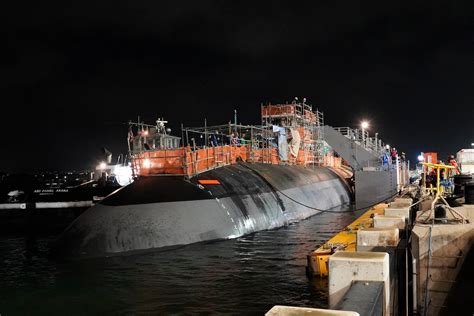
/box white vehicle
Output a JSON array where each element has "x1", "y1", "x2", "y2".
[{"x1": 456, "y1": 149, "x2": 474, "y2": 175}]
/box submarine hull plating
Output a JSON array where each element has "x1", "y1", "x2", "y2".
[{"x1": 56, "y1": 163, "x2": 351, "y2": 257}]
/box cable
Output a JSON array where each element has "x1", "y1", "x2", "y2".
[
  {"x1": 276, "y1": 188, "x2": 358, "y2": 213},
  {"x1": 241, "y1": 162, "x2": 395, "y2": 214},
  {"x1": 277, "y1": 188, "x2": 397, "y2": 213}
]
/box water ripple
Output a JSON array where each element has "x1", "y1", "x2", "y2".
[{"x1": 0, "y1": 206, "x2": 362, "y2": 315}]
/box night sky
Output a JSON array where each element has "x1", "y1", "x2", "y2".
[{"x1": 3, "y1": 1, "x2": 474, "y2": 172}]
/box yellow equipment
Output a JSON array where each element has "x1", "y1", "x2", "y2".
[
  {"x1": 419, "y1": 162, "x2": 467, "y2": 224},
  {"x1": 421, "y1": 162, "x2": 455, "y2": 196}
]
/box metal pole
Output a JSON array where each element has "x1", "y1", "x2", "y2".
[
  {"x1": 185, "y1": 129, "x2": 189, "y2": 147},
  {"x1": 127, "y1": 123, "x2": 131, "y2": 154},
  {"x1": 375, "y1": 132, "x2": 378, "y2": 152},
  {"x1": 362, "y1": 127, "x2": 365, "y2": 146},
  {"x1": 204, "y1": 118, "x2": 207, "y2": 148}
]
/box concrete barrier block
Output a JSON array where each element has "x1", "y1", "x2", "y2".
[
  {"x1": 357, "y1": 227, "x2": 400, "y2": 251},
  {"x1": 329, "y1": 251, "x2": 390, "y2": 315},
  {"x1": 394, "y1": 197, "x2": 413, "y2": 205},
  {"x1": 384, "y1": 206, "x2": 410, "y2": 223},
  {"x1": 389, "y1": 201, "x2": 411, "y2": 208},
  {"x1": 336, "y1": 281, "x2": 384, "y2": 315},
  {"x1": 266, "y1": 305, "x2": 359, "y2": 316},
  {"x1": 374, "y1": 215, "x2": 406, "y2": 229}
]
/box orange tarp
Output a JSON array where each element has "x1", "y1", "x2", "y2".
[
  {"x1": 261, "y1": 105, "x2": 295, "y2": 117},
  {"x1": 132, "y1": 144, "x2": 330, "y2": 177}
]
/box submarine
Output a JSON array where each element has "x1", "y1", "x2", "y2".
[{"x1": 56, "y1": 101, "x2": 399, "y2": 257}]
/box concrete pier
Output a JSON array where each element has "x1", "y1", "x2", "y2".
[
  {"x1": 266, "y1": 306, "x2": 359, "y2": 316},
  {"x1": 272, "y1": 189, "x2": 474, "y2": 316},
  {"x1": 411, "y1": 205, "x2": 474, "y2": 316},
  {"x1": 328, "y1": 251, "x2": 390, "y2": 314}
]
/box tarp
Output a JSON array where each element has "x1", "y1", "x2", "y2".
[{"x1": 289, "y1": 128, "x2": 301, "y2": 158}]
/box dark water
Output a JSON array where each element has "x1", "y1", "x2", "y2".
[{"x1": 0, "y1": 207, "x2": 362, "y2": 315}]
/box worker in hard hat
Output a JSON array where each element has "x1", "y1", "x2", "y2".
[{"x1": 448, "y1": 155, "x2": 460, "y2": 175}]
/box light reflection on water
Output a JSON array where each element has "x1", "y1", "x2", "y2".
[{"x1": 0, "y1": 206, "x2": 362, "y2": 315}]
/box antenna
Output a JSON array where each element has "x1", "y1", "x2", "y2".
[{"x1": 234, "y1": 109, "x2": 238, "y2": 132}]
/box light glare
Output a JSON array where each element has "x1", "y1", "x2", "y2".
[{"x1": 143, "y1": 159, "x2": 151, "y2": 168}]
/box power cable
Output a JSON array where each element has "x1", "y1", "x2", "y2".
[{"x1": 241, "y1": 162, "x2": 396, "y2": 214}]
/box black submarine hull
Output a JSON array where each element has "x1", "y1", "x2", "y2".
[{"x1": 55, "y1": 163, "x2": 352, "y2": 257}]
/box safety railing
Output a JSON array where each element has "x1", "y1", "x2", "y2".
[{"x1": 334, "y1": 126, "x2": 386, "y2": 155}]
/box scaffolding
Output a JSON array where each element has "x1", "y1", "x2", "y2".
[
  {"x1": 129, "y1": 101, "x2": 334, "y2": 178},
  {"x1": 261, "y1": 101, "x2": 324, "y2": 166}
]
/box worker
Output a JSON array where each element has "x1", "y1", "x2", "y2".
[
  {"x1": 427, "y1": 169, "x2": 437, "y2": 192},
  {"x1": 272, "y1": 123, "x2": 288, "y2": 162},
  {"x1": 209, "y1": 134, "x2": 218, "y2": 147},
  {"x1": 240, "y1": 132, "x2": 248, "y2": 145},
  {"x1": 448, "y1": 155, "x2": 460, "y2": 175},
  {"x1": 391, "y1": 147, "x2": 398, "y2": 163},
  {"x1": 230, "y1": 132, "x2": 240, "y2": 146},
  {"x1": 381, "y1": 152, "x2": 389, "y2": 169}
]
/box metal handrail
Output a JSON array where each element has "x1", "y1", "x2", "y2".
[{"x1": 334, "y1": 126, "x2": 388, "y2": 156}]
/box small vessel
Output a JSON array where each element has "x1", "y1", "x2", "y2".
[
  {"x1": 56, "y1": 100, "x2": 403, "y2": 257},
  {"x1": 0, "y1": 151, "x2": 134, "y2": 234}
]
